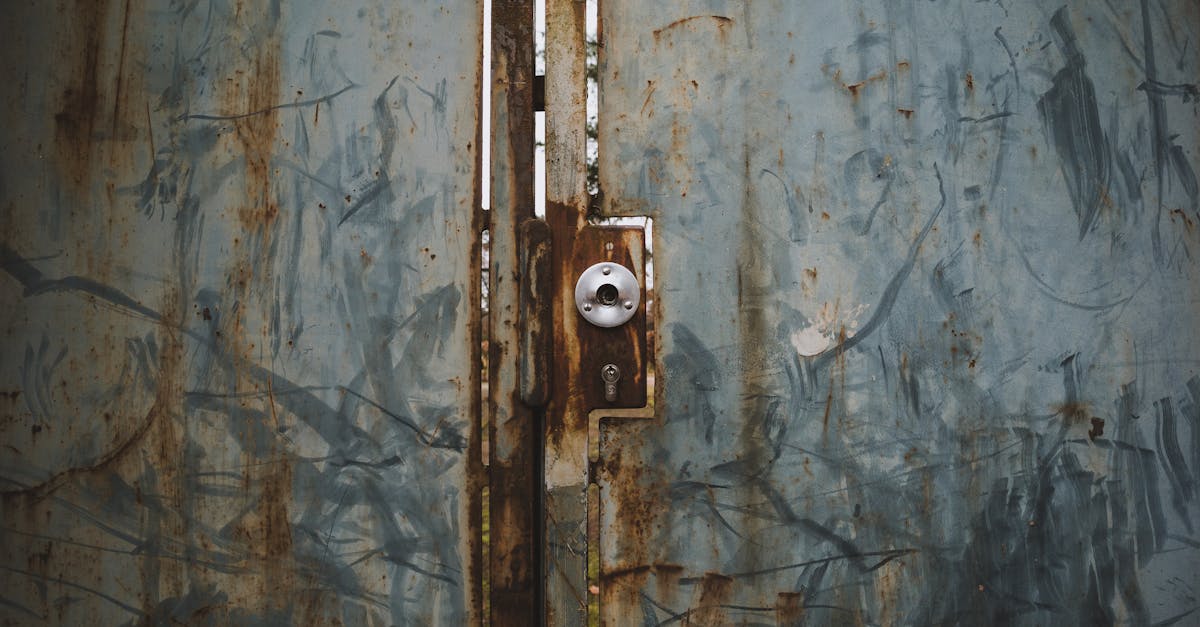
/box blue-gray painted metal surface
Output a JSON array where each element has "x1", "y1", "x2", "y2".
[
  {"x1": 597, "y1": 1, "x2": 1199, "y2": 624},
  {"x1": 0, "y1": 1, "x2": 481, "y2": 624}
]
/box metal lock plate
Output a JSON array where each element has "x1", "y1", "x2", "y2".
[
  {"x1": 565, "y1": 226, "x2": 647, "y2": 410},
  {"x1": 574, "y1": 262, "x2": 640, "y2": 327}
]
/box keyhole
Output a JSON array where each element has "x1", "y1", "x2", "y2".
[{"x1": 596, "y1": 283, "x2": 619, "y2": 306}]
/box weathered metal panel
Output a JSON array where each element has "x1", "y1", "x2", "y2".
[
  {"x1": 0, "y1": 1, "x2": 482, "y2": 624},
  {"x1": 544, "y1": 0, "x2": 594, "y2": 623},
  {"x1": 597, "y1": 0, "x2": 1200, "y2": 624},
  {"x1": 488, "y1": 0, "x2": 543, "y2": 622}
]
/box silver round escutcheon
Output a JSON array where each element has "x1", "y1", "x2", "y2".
[{"x1": 574, "y1": 262, "x2": 639, "y2": 328}]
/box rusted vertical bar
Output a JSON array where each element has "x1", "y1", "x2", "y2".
[
  {"x1": 544, "y1": 0, "x2": 590, "y2": 623},
  {"x1": 489, "y1": 0, "x2": 540, "y2": 623},
  {"x1": 467, "y1": 4, "x2": 488, "y2": 621}
]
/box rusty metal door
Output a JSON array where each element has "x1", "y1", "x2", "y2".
[
  {"x1": 541, "y1": 0, "x2": 1200, "y2": 624},
  {"x1": 0, "y1": 2, "x2": 483, "y2": 624},
  {"x1": 6, "y1": 1, "x2": 1199, "y2": 625}
]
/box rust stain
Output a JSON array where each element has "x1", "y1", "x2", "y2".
[
  {"x1": 777, "y1": 591, "x2": 806, "y2": 625},
  {"x1": 801, "y1": 266, "x2": 818, "y2": 297},
  {"x1": 213, "y1": 7, "x2": 294, "y2": 612},
  {"x1": 965, "y1": 72, "x2": 975, "y2": 92},
  {"x1": 897, "y1": 108, "x2": 914, "y2": 119},
  {"x1": 653, "y1": 563, "x2": 684, "y2": 603},
  {"x1": 490, "y1": 1, "x2": 541, "y2": 620},
  {"x1": 1088, "y1": 417, "x2": 1105, "y2": 440},
  {"x1": 1098, "y1": 185, "x2": 1116, "y2": 218},
  {"x1": 145, "y1": 292, "x2": 187, "y2": 609},
  {"x1": 599, "y1": 429, "x2": 660, "y2": 572},
  {"x1": 831, "y1": 68, "x2": 887, "y2": 101},
  {"x1": 640, "y1": 80, "x2": 656, "y2": 116},
  {"x1": 231, "y1": 51, "x2": 283, "y2": 232},
  {"x1": 1053, "y1": 401, "x2": 1092, "y2": 426},
  {"x1": 652, "y1": 15, "x2": 733, "y2": 41},
  {"x1": 53, "y1": 0, "x2": 114, "y2": 196},
  {"x1": 261, "y1": 452, "x2": 295, "y2": 610},
  {"x1": 688, "y1": 572, "x2": 733, "y2": 625},
  {"x1": 1170, "y1": 208, "x2": 1195, "y2": 231},
  {"x1": 218, "y1": 6, "x2": 284, "y2": 372}
]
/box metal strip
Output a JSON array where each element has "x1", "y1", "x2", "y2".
[
  {"x1": 544, "y1": 0, "x2": 592, "y2": 623},
  {"x1": 488, "y1": 0, "x2": 542, "y2": 623},
  {"x1": 520, "y1": 219, "x2": 553, "y2": 408}
]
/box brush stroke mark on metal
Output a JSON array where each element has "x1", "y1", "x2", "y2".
[
  {"x1": 0, "y1": 1, "x2": 482, "y2": 624},
  {"x1": 1037, "y1": 7, "x2": 1111, "y2": 240},
  {"x1": 594, "y1": 0, "x2": 1200, "y2": 624}
]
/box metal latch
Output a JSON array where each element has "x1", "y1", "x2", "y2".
[{"x1": 562, "y1": 226, "x2": 647, "y2": 409}]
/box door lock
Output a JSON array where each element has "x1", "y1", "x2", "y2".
[
  {"x1": 600, "y1": 363, "x2": 621, "y2": 402},
  {"x1": 575, "y1": 262, "x2": 640, "y2": 327},
  {"x1": 564, "y1": 226, "x2": 647, "y2": 409}
]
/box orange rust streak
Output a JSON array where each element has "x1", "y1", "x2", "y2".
[
  {"x1": 652, "y1": 14, "x2": 733, "y2": 40},
  {"x1": 53, "y1": 0, "x2": 114, "y2": 197}
]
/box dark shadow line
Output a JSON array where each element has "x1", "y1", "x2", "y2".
[
  {"x1": 0, "y1": 565, "x2": 145, "y2": 619},
  {"x1": 180, "y1": 83, "x2": 357, "y2": 122}
]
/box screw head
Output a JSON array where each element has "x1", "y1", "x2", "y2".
[
  {"x1": 583, "y1": 303, "x2": 592, "y2": 312},
  {"x1": 602, "y1": 266, "x2": 612, "y2": 275},
  {"x1": 623, "y1": 300, "x2": 634, "y2": 310}
]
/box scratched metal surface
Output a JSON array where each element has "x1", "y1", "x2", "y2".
[
  {"x1": 597, "y1": 0, "x2": 1199, "y2": 624},
  {"x1": 0, "y1": 1, "x2": 481, "y2": 625}
]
